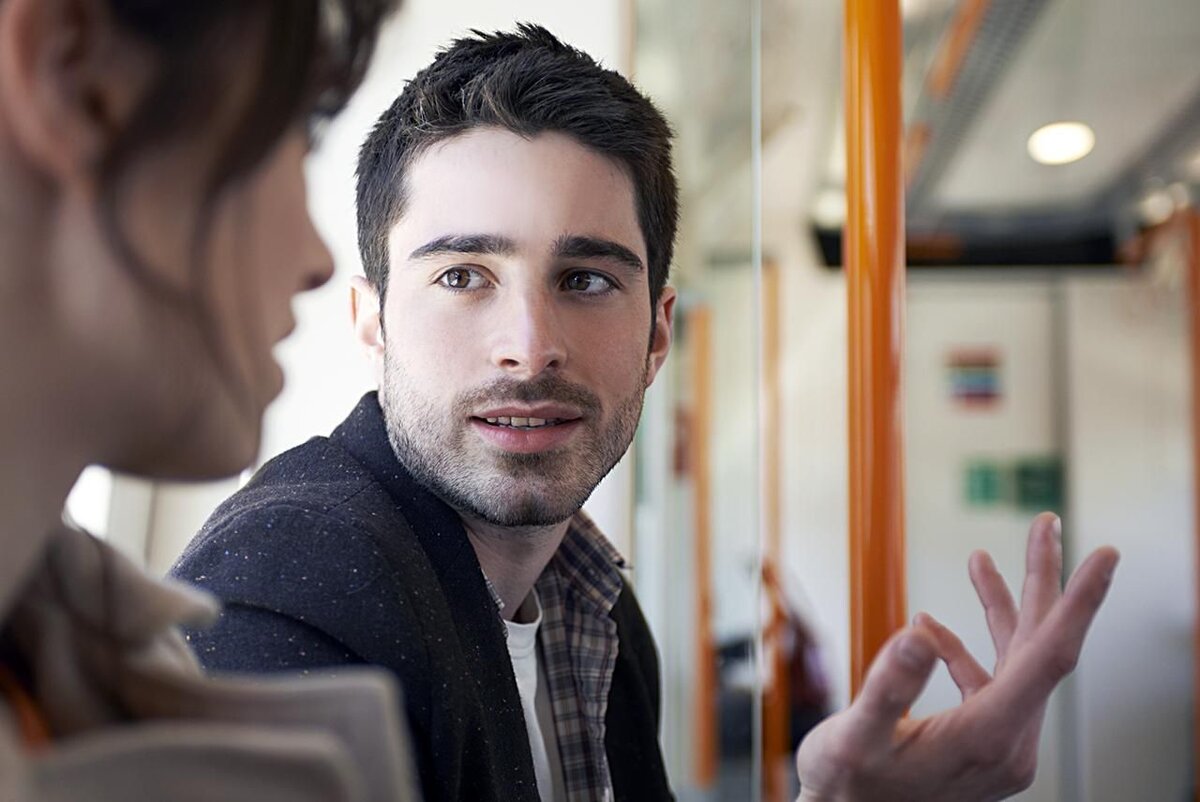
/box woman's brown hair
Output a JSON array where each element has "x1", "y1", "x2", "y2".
[{"x1": 99, "y1": 0, "x2": 398, "y2": 299}]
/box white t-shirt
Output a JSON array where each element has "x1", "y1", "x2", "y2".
[{"x1": 504, "y1": 591, "x2": 567, "y2": 802}]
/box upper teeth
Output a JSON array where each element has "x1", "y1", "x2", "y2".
[{"x1": 485, "y1": 416, "x2": 556, "y2": 428}]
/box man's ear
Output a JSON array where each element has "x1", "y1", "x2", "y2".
[
  {"x1": 645, "y1": 286, "x2": 676, "y2": 387},
  {"x1": 0, "y1": 0, "x2": 149, "y2": 184},
  {"x1": 350, "y1": 275, "x2": 386, "y2": 380}
]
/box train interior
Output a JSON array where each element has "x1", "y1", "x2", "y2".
[{"x1": 64, "y1": 0, "x2": 1200, "y2": 799}]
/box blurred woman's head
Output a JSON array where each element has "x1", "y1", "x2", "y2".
[{"x1": 0, "y1": 0, "x2": 395, "y2": 478}]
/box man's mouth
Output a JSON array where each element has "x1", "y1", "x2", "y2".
[
  {"x1": 481, "y1": 416, "x2": 567, "y2": 429},
  {"x1": 468, "y1": 406, "x2": 585, "y2": 454}
]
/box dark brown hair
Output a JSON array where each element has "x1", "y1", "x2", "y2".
[
  {"x1": 355, "y1": 23, "x2": 678, "y2": 308},
  {"x1": 99, "y1": 0, "x2": 397, "y2": 299}
]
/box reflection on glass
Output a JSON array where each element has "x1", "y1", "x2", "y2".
[
  {"x1": 638, "y1": 0, "x2": 1199, "y2": 797},
  {"x1": 801, "y1": 2, "x2": 1200, "y2": 801},
  {"x1": 633, "y1": 0, "x2": 761, "y2": 797}
]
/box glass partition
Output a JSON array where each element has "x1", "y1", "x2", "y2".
[
  {"x1": 797, "y1": 2, "x2": 1200, "y2": 801},
  {"x1": 639, "y1": 0, "x2": 1200, "y2": 799},
  {"x1": 632, "y1": 0, "x2": 763, "y2": 797}
]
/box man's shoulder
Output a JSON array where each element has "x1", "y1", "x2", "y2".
[
  {"x1": 169, "y1": 436, "x2": 444, "y2": 667},
  {"x1": 171, "y1": 435, "x2": 425, "y2": 597},
  {"x1": 213, "y1": 434, "x2": 381, "y2": 522}
]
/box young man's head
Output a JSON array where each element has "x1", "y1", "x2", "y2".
[{"x1": 351, "y1": 25, "x2": 678, "y2": 529}]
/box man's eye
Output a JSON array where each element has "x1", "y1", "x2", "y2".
[
  {"x1": 437, "y1": 268, "x2": 484, "y2": 290},
  {"x1": 563, "y1": 271, "x2": 615, "y2": 294}
]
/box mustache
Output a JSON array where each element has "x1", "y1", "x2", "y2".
[{"x1": 456, "y1": 374, "x2": 601, "y2": 415}]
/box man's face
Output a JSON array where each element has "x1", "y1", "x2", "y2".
[{"x1": 362, "y1": 128, "x2": 674, "y2": 528}]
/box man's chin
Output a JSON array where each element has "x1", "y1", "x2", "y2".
[
  {"x1": 438, "y1": 476, "x2": 591, "y2": 529},
  {"x1": 463, "y1": 496, "x2": 584, "y2": 530}
]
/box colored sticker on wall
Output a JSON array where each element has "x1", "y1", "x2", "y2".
[
  {"x1": 964, "y1": 459, "x2": 1004, "y2": 506},
  {"x1": 947, "y1": 348, "x2": 1001, "y2": 408},
  {"x1": 1013, "y1": 456, "x2": 1064, "y2": 512},
  {"x1": 962, "y1": 455, "x2": 1063, "y2": 512}
]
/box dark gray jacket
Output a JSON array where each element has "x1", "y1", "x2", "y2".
[{"x1": 171, "y1": 393, "x2": 673, "y2": 802}]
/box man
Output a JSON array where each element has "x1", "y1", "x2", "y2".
[{"x1": 173, "y1": 25, "x2": 1118, "y2": 802}]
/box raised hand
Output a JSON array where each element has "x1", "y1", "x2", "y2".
[{"x1": 794, "y1": 513, "x2": 1119, "y2": 802}]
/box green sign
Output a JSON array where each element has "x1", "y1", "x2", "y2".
[
  {"x1": 1013, "y1": 456, "x2": 1064, "y2": 512},
  {"x1": 965, "y1": 460, "x2": 1004, "y2": 506},
  {"x1": 963, "y1": 456, "x2": 1063, "y2": 512}
]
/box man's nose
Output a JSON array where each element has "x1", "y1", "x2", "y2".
[{"x1": 489, "y1": 292, "x2": 567, "y2": 377}]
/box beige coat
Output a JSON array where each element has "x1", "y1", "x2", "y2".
[{"x1": 0, "y1": 524, "x2": 419, "y2": 801}]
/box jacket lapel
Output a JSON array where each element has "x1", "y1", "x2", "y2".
[{"x1": 332, "y1": 393, "x2": 540, "y2": 801}]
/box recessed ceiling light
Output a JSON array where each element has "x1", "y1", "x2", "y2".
[
  {"x1": 1027, "y1": 122, "x2": 1095, "y2": 166},
  {"x1": 811, "y1": 187, "x2": 847, "y2": 228},
  {"x1": 1138, "y1": 188, "x2": 1175, "y2": 227}
]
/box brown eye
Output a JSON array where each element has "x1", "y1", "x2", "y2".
[
  {"x1": 565, "y1": 273, "x2": 593, "y2": 291},
  {"x1": 563, "y1": 271, "x2": 615, "y2": 295},
  {"x1": 438, "y1": 268, "x2": 479, "y2": 290}
]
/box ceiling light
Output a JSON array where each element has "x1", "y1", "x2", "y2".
[
  {"x1": 811, "y1": 187, "x2": 847, "y2": 228},
  {"x1": 1027, "y1": 122, "x2": 1095, "y2": 166},
  {"x1": 1138, "y1": 188, "x2": 1175, "y2": 227}
]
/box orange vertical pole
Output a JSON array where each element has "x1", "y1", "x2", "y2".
[
  {"x1": 1186, "y1": 209, "x2": 1200, "y2": 802},
  {"x1": 689, "y1": 307, "x2": 719, "y2": 787},
  {"x1": 844, "y1": 0, "x2": 907, "y2": 697},
  {"x1": 761, "y1": 260, "x2": 790, "y2": 801}
]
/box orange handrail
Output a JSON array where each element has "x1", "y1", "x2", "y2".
[
  {"x1": 926, "y1": 0, "x2": 992, "y2": 100},
  {"x1": 689, "y1": 306, "x2": 719, "y2": 787},
  {"x1": 761, "y1": 260, "x2": 791, "y2": 801},
  {"x1": 1186, "y1": 209, "x2": 1200, "y2": 802},
  {"x1": 844, "y1": 0, "x2": 908, "y2": 697}
]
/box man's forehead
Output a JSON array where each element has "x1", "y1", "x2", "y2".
[
  {"x1": 414, "y1": 126, "x2": 625, "y2": 174},
  {"x1": 391, "y1": 128, "x2": 647, "y2": 263}
]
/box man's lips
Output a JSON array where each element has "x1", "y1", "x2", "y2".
[
  {"x1": 473, "y1": 404, "x2": 583, "y2": 422},
  {"x1": 468, "y1": 405, "x2": 585, "y2": 454}
]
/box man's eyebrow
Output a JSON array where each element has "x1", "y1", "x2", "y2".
[
  {"x1": 408, "y1": 234, "x2": 517, "y2": 260},
  {"x1": 553, "y1": 235, "x2": 645, "y2": 273}
]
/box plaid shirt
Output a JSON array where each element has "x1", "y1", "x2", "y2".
[{"x1": 487, "y1": 511, "x2": 626, "y2": 802}]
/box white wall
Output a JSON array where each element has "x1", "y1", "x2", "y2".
[
  {"x1": 142, "y1": 0, "x2": 635, "y2": 571},
  {"x1": 1064, "y1": 275, "x2": 1194, "y2": 802},
  {"x1": 708, "y1": 266, "x2": 764, "y2": 643},
  {"x1": 270, "y1": 0, "x2": 630, "y2": 463},
  {"x1": 905, "y1": 278, "x2": 1065, "y2": 802},
  {"x1": 775, "y1": 233, "x2": 853, "y2": 710},
  {"x1": 773, "y1": 263, "x2": 1196, "y2": 800}
]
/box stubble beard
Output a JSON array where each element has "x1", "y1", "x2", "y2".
[{"x1": 380, "y1": 352, "x2": 648, "y2": 530}]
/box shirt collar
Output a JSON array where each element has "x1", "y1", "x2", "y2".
[
  {"x1": 546, "y1": 510, "x2": 627, "y2": 616},
  {"x1": 483, "y1": 510, "x2": 627, "y2": 618}
]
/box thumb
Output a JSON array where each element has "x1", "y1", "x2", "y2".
[{"x1": 838, "y1": 628, "x2": 938, "y2": 756}]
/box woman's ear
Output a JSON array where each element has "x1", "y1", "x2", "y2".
[{"x1": 0, "y1": 0, "x2": 150, "y2": 184}]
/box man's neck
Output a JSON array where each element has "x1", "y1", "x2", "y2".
[{"x1": 461, "y1": 516, "x2": 571, "y2": 622}]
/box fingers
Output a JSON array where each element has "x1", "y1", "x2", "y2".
[
  {"x1": 969, "y1": 549, "x2": 1018, "y2": 665},
  {"x1": 1014, "y1": 513, "x2": 1064, "y2": 644},
  {"x1": 981, "y1": 546, "x2": 1119, "y2": 729},
  {"x1": 837, "y1": 627, "x2": 939, "y2": 755},
  {"x1": 914, "y1": 612, "x2": 991, "y2": 700}
]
